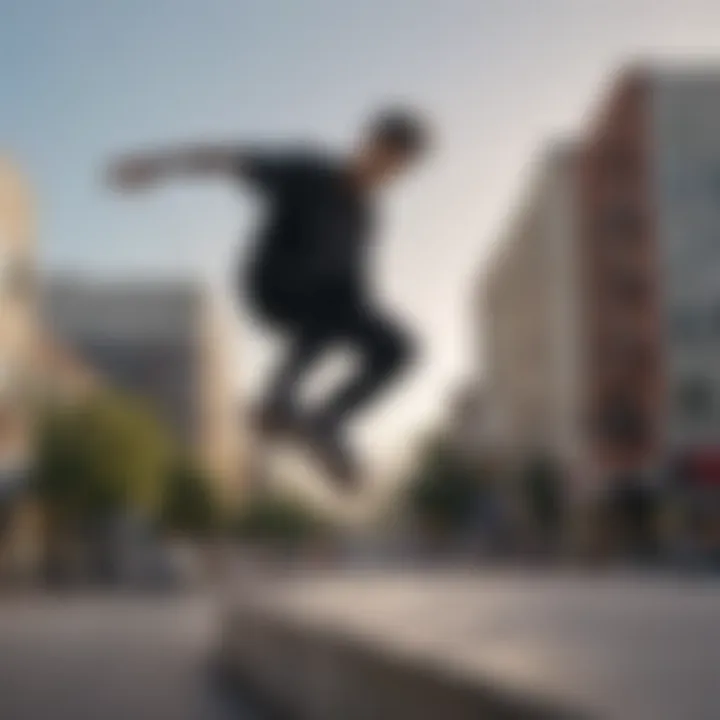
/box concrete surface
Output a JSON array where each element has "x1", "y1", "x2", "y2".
[
  {"x1": 222, "y1": 570, "x2": 720, "y2": 719},
  {"x1": 0, "y1": 592, "x2": 258, "y2": 720}
]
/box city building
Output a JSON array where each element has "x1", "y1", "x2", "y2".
[
  {"x1": 35, "y1": 332, "x2": 101, "y2": 403},
  {"x1": 482, "y1": 142, "x2": 583, "y2": 482},
  {"x1": 445, "y1": 382, "x2": 493, "y2": 463},
  {"x1": 41, "y1": 278, "x2": 242, "y2": 503},
  {"x1": 0, "y1": 159, "x2": 37, "y2": 486},
  {"x1": 481, "y1": 64, "x2": 720, "y2": 494},
  {"x1": 0, "y1": 158, "x2": 42, "y2": 580}
]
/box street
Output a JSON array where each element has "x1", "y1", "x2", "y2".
[{"x1": 0, "y1": 592, "x2": 257, "y2": 720}]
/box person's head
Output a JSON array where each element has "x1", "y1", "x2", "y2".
[{"x1": 353, "y1": 108, "x2": 431, "y2": 187}]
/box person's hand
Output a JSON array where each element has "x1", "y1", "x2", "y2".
[{"x1": 106, "y1": 154, "x2": 164, "y2": 192}]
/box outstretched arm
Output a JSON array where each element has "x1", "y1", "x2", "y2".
[{"x1": 106, "y1": 144, "x2": 248, "y2": 191}]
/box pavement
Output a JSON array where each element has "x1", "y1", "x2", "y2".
[
  {"x1": 228, "y1": 569, "x2": 720, "y2": 719},
  {"x1": 0, "y1": 591, "x2": 259, "y2": 720}
]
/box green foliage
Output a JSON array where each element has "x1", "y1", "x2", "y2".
[
  {"x1": 233, "y1": 492, "x2": 330, "y2": 546},
  {"x1": 406, "y1": 435, "x2": 481, "y2": 532},
  {"x1": 36, "y1": 392, "x2": 171, "y2": 520},
  {"x1": 159, "y1": 457, "x2": 219, "y2": 538}
]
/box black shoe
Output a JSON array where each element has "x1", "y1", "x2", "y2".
[
  {"x1": 251, "y1": 403, "x2": 302, "y2": 441},
  {"x1": 302, "y1": 420, "x2": 361, "y2": 492}
]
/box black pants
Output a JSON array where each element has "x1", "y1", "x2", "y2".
[{"x1": 252, "y1": 278, "x2": 415, "y2": 429}]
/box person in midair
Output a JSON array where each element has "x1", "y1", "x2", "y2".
[{"x1": 107, "y1": 109, "x2": 430, "y2": 489}]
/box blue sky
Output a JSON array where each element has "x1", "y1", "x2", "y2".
[{"x1": 2, "y1": 0, "x2": 720, "y2": 466}]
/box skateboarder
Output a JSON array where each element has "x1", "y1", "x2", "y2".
[{"x1": 107, "y1": 109, "x2": 430, "y2": 489}]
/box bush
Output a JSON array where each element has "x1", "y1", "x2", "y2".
[
  {"x1": 36, "y1": 392, "x2": 171, "y2": 521},
  {"x1": 233, "y1": 492, "x2": 330, "y2": 547},
  {"x1": 159, "y1": 457, "x2": 220, "y2": 538}
]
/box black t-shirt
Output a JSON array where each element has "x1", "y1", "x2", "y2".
[{"x1": 239, "y1": 150, "x2": 373, "y2": 302}]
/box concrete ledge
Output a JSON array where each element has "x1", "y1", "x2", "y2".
[
  {"x1": 218, "y1": 571, "x2": 720, "y2": 719},
  {"x1": 218, "y1": 598, "x2": 588, "y2": 720}
]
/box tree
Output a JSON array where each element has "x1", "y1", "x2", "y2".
[
  {"x1": 36, "y1": 392, "x2": 171, "y2": 522},
  {"x1": 233, "y1": 492, "x2": 331, "y2": 547},
  {"x1": 159, "y1": 457, "x2": 219, "y2": 538},
  {"x1": 406, "y1": 434, "x2": 481, "y2": 534}
]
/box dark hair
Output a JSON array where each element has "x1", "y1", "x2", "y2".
[{"x1": 367, "y1": 108, "x2": 431, "y2": 157}]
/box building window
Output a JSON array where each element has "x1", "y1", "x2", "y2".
[
  {"x1": 601, "y1": 205, "x2": 643, "y2": 242},
  {"x1": 603, "y1": 340, "x2": 657, "y2": 376},
  {"x1": 672, "y1": 310, "x2": 703, "y2": 342},
  {"x1": 603, "y1": 148, "x2": 641, "y2": 183},
  {"x1": 596, "y1": 397, "x2": 649, "y2": 447},
  {"x1": 609, "y1": 273, "x2": 649, "y2": 305},
  {"x1": 678, "y1": 377, "x2": 714, "y2": 422}
]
